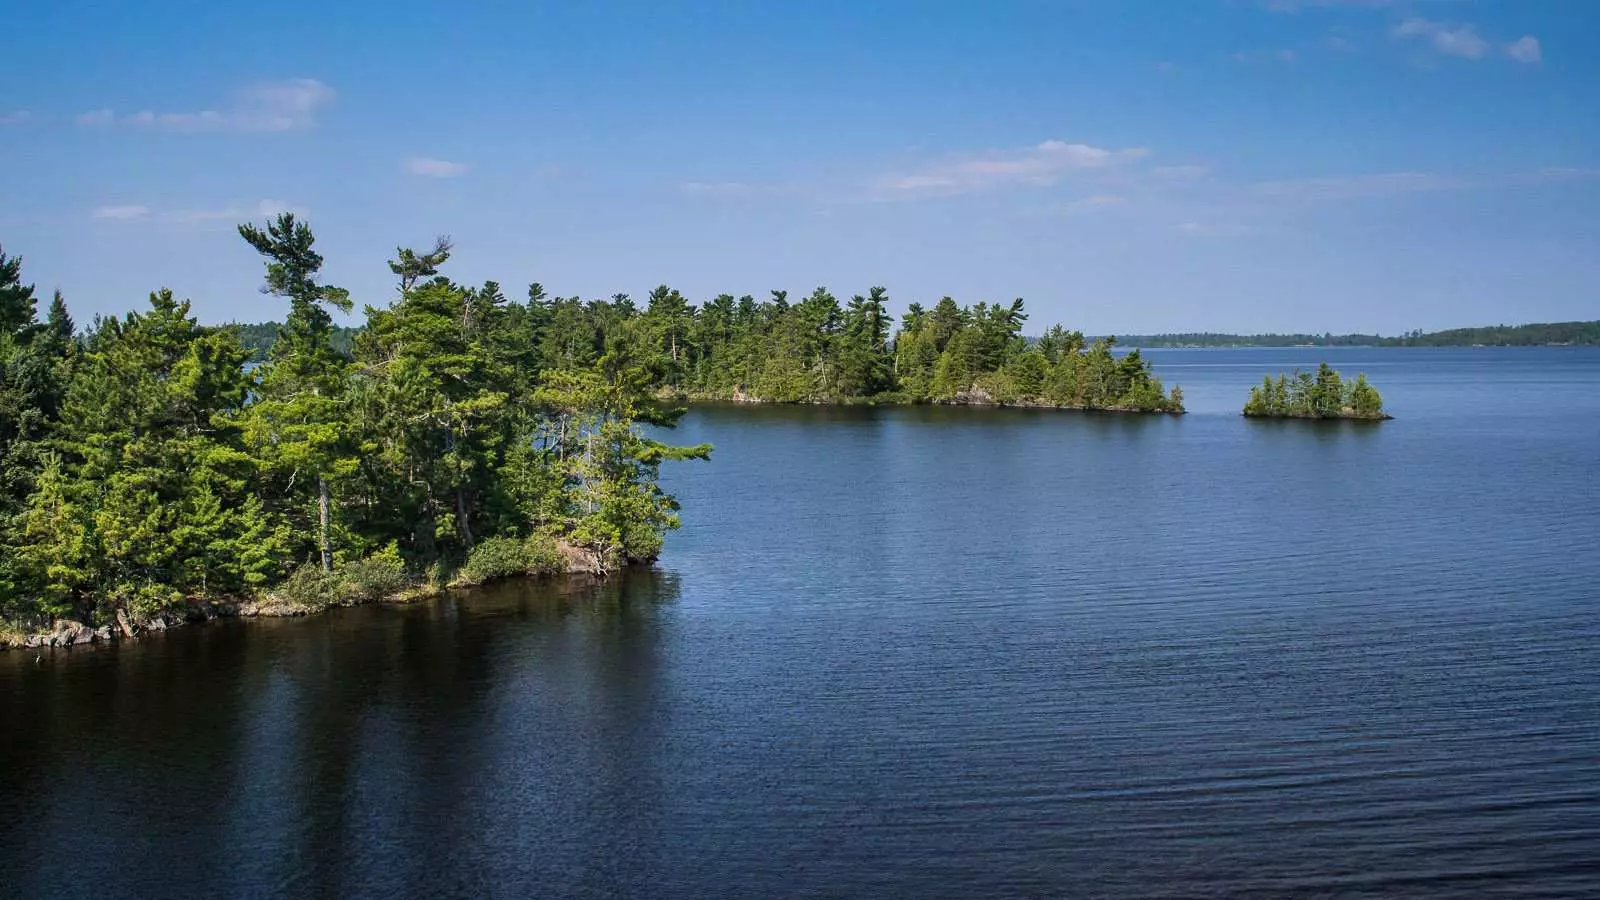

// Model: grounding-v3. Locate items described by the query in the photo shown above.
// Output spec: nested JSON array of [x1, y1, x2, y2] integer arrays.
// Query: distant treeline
[[231, 320, 359, 360], [233, 292, 1183, 412], [1112, 320, 1600, 348]]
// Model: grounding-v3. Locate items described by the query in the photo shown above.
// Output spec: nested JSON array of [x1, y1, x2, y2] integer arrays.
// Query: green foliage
[[230, 321, 359, 362], [275, 564, 345, 611], [457, 534, 565, 585], [1106, 321, 1600, 348], [239, 285, 1186, 413], [1244, 363, 1388, 419], [1, 221, 709, 632], [339, 544, 409, 601]]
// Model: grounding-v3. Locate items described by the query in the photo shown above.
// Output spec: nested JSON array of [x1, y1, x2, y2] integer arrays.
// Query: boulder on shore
[[22, 620, 96, 648]]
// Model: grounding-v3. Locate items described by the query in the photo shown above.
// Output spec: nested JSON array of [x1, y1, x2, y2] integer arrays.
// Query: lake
[[3, 347, 1598, 898]]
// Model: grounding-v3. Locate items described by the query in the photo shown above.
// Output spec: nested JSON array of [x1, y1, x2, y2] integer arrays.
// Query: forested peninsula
[[1114, 321, 1600, 348], [239, 292, 1184, 413], [0, 221, 711, 649]]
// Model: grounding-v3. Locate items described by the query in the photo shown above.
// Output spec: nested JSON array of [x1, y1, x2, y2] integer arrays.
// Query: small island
[[1243, 363, 1390, 420]]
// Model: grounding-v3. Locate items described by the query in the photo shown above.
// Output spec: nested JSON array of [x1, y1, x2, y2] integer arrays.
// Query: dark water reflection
[[3, 348, 1600, 898], [0, 575, 684, 899]]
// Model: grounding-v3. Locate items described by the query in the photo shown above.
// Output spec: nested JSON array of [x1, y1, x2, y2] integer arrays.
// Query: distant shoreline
[[232, 320, 1600, 362], [1099, 321, 1599, 350], [1124, 342, 1593, 350]]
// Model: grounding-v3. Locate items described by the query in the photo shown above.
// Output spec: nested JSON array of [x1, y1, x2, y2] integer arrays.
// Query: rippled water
[[3, 347, 1598, 898]]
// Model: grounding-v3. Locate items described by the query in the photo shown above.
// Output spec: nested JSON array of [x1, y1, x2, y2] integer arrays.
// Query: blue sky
[[2, 0, 1595, 333]]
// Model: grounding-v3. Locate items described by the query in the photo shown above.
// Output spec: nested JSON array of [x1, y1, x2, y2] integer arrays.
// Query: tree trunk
[[456, 488, 475, 550], [318, 476, 332, 572]]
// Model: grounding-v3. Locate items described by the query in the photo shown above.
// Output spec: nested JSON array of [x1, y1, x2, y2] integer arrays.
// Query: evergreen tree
[[238, 214, 355, 572]]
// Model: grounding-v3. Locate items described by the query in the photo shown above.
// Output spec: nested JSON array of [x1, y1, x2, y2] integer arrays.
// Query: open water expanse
[[3, 347, 1598, 898]]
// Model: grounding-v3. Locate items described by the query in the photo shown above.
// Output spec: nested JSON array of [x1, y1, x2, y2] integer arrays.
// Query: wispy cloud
[[1392, 18, 1489, 59], [91, 204, 151, 221], [252, 199, 306, 218], [1505, 36, 1542, 64], [0, 111, 29, 125], [1261, 0, 1401, 12], [405, 156, 469, 178], [1231, 49, 1297, 64], [682, 181, 760, 198], [875, 139, 1149, 198], [1254, 171, 1464, 200], [76, 79, 335, 133], [93, 199, 306, 224], [1261, 0, 1468, 12], [1174, 221, 1261, 237], [1505, 167, 1600, 186], [1323, 32, 1358, 53], [1253, 166, 1599, 202], [1392, 18, 1540, 64], [1059, 195, 1129, 215]]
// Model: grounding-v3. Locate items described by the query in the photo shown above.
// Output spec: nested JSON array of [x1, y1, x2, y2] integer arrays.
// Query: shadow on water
[[0, 570, 681, 900]]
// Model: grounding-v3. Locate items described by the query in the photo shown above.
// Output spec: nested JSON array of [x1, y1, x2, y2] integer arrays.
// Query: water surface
[[3, 347, 1598, 898]]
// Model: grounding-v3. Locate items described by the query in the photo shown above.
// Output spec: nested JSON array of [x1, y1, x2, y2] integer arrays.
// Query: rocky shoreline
[[4, 541, 612, 651], [703, 386, 1184, 414], [1242, 411, 1394, 421]]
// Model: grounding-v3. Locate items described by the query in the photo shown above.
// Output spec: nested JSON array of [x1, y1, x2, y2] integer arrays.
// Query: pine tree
[[238, 214, 353, 571]]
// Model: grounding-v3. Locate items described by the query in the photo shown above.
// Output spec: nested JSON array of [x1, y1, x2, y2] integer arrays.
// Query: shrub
[[524, 532, 566, 575], [276, 564, 343, 611], [458, 533, 567, 585], [459, 536, 533, 585], [340, 544, 408, 601]]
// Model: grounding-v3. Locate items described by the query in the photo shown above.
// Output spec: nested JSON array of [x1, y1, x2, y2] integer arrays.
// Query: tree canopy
[[239, 289, 1184, 412], [0, 223, 709, 635], [1243, 363, 1387, 419]]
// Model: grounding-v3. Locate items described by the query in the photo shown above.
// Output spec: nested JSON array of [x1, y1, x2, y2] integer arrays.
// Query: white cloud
[[96, 199, 308, 224], [0, 111, 29, 125], [1175, 221, 1259, 237], [1231, 49, 1298, 64], [1153, 164, 1209, 180], [1506, 167, 1600, 186], [253, 199, 307, 218], [1256, 172, 1448, 201], [1324, 33, 1357, 53], [1392, 18, 1490, 60], [682, 181, 758, 197], [172, 207, 239, 222], [1261, 0, 1398, 11], [1060, 195, 1128, 215], [877, 139, 1148, 197], [75, 79, 335, 133], [91, 204, 151, 221], [406, 156, 469, 178], [1505, 36, 1542, 64], [1254, 171, 1463, 200], [1257, 167, 1600, 202]]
